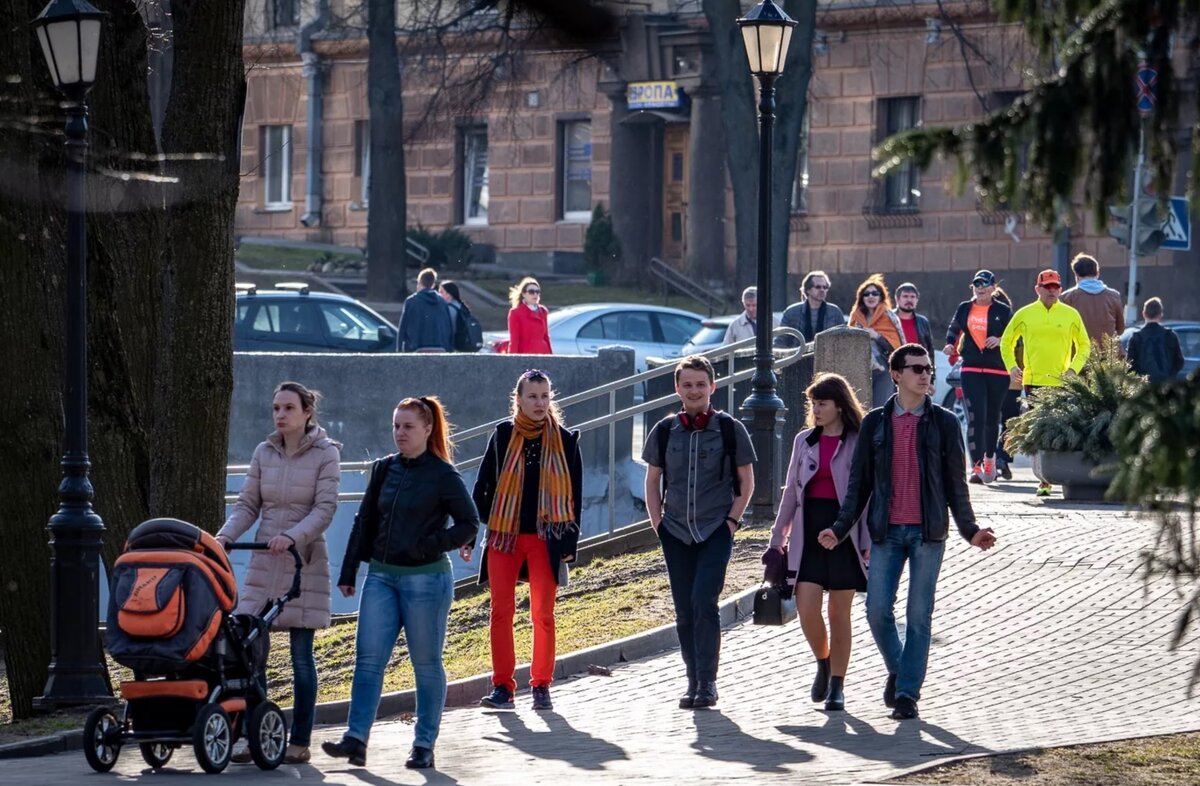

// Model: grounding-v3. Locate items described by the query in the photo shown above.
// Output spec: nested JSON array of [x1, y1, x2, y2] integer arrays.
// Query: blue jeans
[[865, 526, 945, 702], [658, 524, 733, 682], [346, 569, 453, 749], [254, 628, 316, 747]]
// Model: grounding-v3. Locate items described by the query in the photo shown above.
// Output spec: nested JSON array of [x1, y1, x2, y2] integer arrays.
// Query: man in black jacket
[[818, 344, 996, 720], [1127, 297, 1185, 383]]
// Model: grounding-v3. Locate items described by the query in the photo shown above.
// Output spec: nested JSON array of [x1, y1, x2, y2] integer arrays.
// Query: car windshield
[[686, 323, 731, 347]]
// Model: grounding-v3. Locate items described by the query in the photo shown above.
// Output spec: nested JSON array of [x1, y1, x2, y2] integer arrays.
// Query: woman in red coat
[[506, 277, 553, 354]]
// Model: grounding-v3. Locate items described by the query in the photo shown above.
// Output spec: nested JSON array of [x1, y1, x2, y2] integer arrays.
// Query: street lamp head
[[32, 0, 105, 94], [737, 0, 797, 78]]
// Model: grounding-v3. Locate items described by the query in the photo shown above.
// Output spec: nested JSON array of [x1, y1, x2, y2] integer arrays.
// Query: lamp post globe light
[[737, 0, 795, 524], [31, 0, 111, 710]]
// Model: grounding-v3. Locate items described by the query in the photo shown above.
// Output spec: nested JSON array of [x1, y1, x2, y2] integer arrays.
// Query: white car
[[481, 303, 705, 373]]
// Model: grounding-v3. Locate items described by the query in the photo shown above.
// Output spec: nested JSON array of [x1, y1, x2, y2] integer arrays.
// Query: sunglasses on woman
[[863, 290, 882, 298], [521, 369, 548, 381], [524, 288, 541, 295]]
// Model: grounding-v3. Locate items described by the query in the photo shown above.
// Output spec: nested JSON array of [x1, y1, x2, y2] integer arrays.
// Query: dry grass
[[893, 733, 1200, 785]]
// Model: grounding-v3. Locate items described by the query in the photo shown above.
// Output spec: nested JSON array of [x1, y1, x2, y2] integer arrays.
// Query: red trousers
[[488, 534, 557, 691]]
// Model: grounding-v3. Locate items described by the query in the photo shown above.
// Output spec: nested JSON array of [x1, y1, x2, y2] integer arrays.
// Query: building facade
[[236, 0, 1198, 323]]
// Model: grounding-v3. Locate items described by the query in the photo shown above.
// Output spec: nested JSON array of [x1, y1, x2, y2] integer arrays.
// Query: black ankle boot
[[679, 679, 698, 709], [693, 680, 718, 708], [811, 657, 831, 702], [824, 676, 845, 711], [321, 737, 367, 767]]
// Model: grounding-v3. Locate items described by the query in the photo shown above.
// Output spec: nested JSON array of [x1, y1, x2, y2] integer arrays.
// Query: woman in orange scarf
[[470, 370, 582, 711], [849, 274, 904, 407]]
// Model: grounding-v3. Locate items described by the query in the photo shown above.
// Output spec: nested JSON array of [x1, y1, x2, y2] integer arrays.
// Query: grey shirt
[[642, 413, 757, 544]]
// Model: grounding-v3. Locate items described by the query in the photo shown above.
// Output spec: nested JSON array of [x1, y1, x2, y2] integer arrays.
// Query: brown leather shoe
[[282, 745, 310, 764]]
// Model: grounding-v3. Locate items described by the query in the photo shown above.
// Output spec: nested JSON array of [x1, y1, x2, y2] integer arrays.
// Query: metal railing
[[406, 235, 430, 266], [648, 257, 729, 316], [226, 327, 810, 543]]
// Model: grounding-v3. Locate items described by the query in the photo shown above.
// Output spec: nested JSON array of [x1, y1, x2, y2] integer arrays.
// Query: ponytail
[[396, 395, 454, 463]]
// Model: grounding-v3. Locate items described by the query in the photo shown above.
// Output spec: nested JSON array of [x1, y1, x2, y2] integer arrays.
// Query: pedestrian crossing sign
[[1160, 197, 1190, 251]]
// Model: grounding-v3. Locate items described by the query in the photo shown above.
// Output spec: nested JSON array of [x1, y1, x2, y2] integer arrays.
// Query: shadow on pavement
[[345, 765, 461, 786], [778, 709, 988, 766], [486, 711, 630, 771], [690, 711, 814, 773]]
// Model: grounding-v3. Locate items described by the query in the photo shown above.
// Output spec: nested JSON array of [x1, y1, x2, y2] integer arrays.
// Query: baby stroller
[[84, 517, 303, 774]]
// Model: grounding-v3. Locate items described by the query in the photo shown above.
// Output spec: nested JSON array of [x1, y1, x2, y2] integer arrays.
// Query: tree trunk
[[702, 0, 816, 307], [365, 0, 408, 302], [0, 0, 243, 719]]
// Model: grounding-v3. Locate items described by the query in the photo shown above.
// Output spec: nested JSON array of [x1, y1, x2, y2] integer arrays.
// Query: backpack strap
[[655, 414, 676, 491], [716, 412, 742, 497]]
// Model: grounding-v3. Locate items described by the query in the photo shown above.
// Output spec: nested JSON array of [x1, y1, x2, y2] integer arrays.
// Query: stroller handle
[[227, 542, 304, 601]]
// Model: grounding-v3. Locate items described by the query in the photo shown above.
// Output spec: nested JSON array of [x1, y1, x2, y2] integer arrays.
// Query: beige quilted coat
[[218, 426, 341, 629]]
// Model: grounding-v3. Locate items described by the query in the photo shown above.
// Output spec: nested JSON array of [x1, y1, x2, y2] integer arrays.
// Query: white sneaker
[[231, 739, 252, 764]]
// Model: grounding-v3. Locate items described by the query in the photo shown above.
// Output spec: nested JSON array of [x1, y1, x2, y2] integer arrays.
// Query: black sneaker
[[997, 458, 1013, 480], [883, 673, 897, 709], [891, 696, 919, 720], [321, 737, 367, 767], [479, 685, 515, 709], [531, 686, 553, 711]]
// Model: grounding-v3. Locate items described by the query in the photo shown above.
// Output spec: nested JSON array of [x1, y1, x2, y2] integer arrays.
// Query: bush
[[583, 203, 622, 276], [1003, 336, 1145, 463], [406, 224, 474, 271]]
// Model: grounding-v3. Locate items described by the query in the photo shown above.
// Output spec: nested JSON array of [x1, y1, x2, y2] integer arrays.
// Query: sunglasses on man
[[901, 363, 934, 376]]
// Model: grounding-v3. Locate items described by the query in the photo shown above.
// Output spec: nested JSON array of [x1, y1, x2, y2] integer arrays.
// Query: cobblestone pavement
[[5, 468, 1200, 784]]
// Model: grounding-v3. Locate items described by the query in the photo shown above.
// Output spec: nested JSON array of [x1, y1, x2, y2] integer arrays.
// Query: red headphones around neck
[[678, 408, 715, 431]]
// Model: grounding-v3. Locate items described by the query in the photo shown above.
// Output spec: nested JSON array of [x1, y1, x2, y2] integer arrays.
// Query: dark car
[[1119, 320, 1200, 379], [234, 283, 396, 353]]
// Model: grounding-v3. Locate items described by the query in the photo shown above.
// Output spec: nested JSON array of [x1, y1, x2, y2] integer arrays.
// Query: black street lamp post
[[31, 0, 111, 710], [737, 0, 795, 524]]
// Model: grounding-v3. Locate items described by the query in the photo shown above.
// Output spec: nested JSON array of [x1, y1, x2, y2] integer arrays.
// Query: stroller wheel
[[247, 701, 287, 770], [83, 707, 122, 772], [139, 742, 174, 769], [192, 705, 232, 774]]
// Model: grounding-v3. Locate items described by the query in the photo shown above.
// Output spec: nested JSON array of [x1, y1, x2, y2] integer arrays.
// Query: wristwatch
[[725, 515, 742, 530]]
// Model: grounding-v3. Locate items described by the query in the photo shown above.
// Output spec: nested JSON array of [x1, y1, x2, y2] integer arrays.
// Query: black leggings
[[961, 372, 1009, 463], [995, 388, 1021, 463]]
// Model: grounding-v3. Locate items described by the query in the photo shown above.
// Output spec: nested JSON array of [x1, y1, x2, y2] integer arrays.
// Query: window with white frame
[[270, 0, 299, 29], [461, 126, 489, 225], [791, 109, 810, 214], [881, 96, 920, 211], [355, 120, 370, 205], [262, 125, 292, 208], [560, 120, 592, 220]]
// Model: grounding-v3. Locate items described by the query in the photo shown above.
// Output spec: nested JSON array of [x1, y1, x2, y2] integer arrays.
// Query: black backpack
[[454, 305, 484, 352], [654, 411, 741, 496]]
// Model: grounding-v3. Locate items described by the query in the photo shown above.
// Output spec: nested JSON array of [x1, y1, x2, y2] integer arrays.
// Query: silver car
[[481, 303, 704, 373]]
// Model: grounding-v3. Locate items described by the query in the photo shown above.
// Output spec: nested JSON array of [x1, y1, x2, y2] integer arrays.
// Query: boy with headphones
[[643, 355, 756, 710]]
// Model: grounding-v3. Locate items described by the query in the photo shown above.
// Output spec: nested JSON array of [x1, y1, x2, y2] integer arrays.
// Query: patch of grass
[[0, 526, 769, 744], [235, 244, 362, 273], [894, 733, 1200, 785]]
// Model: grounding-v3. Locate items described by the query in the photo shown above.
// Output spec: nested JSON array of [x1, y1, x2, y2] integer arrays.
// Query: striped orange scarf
[[487, 411, 576, 553]]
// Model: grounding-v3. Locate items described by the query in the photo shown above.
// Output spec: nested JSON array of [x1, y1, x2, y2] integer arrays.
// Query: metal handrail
[[648, 257, 727, 316], [227, 327, 811, 539]]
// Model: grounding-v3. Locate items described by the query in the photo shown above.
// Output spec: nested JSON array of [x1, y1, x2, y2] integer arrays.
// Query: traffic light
[[1106, 198, 1166, 256], [1133, 195, 1166, 256], [1107, 203, 1131, 247]]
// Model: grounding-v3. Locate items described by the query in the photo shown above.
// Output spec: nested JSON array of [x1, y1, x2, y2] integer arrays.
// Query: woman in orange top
[[849, 274, 904, 407], [506, 277, 553, 354]]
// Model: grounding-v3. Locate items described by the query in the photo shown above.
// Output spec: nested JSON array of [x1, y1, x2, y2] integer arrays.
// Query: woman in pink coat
[[506, 276, 553, 354], [218, 381, 341, 764], [767, 373, 869, 712]]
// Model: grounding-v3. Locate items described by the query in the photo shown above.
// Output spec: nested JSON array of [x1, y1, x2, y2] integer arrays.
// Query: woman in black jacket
[[322, 396, 478, 771], [472, 369, 582, 712], [943, 270, 1012, 484]]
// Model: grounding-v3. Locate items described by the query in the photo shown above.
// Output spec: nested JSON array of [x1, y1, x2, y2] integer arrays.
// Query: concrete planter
[[1037, 450, 1120, 502]]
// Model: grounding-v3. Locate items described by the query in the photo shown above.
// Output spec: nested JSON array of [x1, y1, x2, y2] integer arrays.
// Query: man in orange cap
[[999, 269, 1090, 497]]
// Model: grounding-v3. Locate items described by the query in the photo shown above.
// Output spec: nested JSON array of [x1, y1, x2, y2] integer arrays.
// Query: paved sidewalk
[[4, 468, 1199, 783]]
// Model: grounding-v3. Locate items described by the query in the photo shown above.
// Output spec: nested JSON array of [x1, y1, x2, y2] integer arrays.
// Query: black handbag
[[752, 583, 797, 626]]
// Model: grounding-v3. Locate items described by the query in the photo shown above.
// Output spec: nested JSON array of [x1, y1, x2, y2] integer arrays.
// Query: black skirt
[[797, 496, 867, 592]]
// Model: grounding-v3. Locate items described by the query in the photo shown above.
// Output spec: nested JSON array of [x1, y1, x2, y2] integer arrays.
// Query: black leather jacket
[[830, 396, 978, 545], [338, 451, 479, 586]]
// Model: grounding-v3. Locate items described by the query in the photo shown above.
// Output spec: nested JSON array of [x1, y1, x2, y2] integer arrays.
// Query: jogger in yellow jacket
[[999, 269, 1090, 497], [1000, 269, 1090, 388]]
